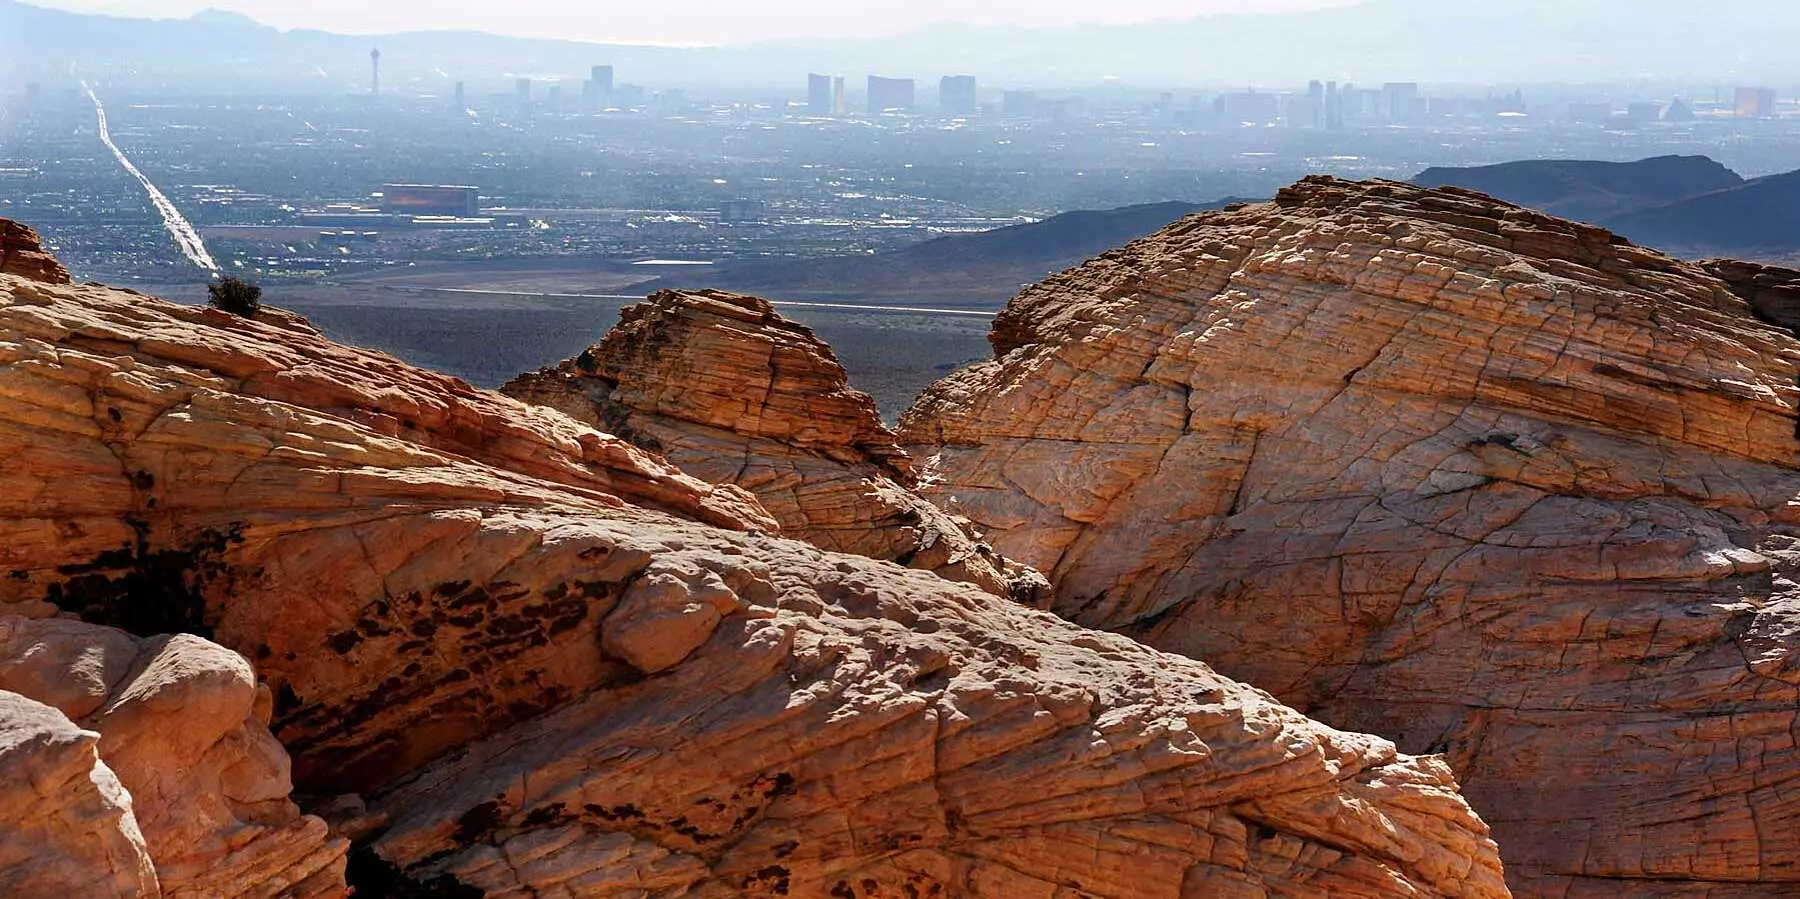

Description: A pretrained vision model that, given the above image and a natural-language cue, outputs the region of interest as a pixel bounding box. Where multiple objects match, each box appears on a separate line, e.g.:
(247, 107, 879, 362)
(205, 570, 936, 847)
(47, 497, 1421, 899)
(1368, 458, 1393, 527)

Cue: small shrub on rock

(207, 275, 262, 317)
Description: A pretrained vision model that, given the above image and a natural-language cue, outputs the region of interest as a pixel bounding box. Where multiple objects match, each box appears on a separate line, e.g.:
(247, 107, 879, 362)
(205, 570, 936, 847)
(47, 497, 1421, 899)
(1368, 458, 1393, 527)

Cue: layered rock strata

(0, 615, 346, 897)
(0, 267, 1508, 897)
(504, 289, 1046, 601)
(901, 176, 1800, 895)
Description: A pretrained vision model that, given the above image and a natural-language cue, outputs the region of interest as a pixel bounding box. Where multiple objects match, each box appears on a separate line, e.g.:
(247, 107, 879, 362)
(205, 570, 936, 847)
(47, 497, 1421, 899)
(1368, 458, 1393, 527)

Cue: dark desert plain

(127, 272, 998, 418)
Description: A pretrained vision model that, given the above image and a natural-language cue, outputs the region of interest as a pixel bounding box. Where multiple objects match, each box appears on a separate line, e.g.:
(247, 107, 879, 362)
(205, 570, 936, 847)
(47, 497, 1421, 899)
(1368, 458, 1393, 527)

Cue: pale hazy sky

(31, 0, 1358, 44)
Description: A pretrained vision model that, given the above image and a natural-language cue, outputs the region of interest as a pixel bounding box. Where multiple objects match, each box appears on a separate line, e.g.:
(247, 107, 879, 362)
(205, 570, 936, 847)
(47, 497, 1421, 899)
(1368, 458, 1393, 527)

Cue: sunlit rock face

(504, 288, 1048, 603)
(0, 264, 1508, 897)
(902, 176, 1800, 896)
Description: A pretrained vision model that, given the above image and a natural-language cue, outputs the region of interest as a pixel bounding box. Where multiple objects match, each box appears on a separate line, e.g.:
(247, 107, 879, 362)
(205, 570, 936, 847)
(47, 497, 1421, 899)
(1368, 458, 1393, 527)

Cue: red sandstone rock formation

(1, 219, 72, 285)
(0, 260, 1507, 897)
(504, 289, 1047, 601)
(901, 175, 1800, 896)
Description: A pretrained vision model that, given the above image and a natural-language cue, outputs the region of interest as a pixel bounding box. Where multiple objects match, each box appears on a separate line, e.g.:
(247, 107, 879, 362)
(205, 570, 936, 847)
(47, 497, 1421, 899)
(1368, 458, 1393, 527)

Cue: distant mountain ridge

(1415, 155, 1800, 260)
(1415, 156, 1744, 223)
(5, 0, 1800, 90)
(647, 200, 1239, 305)
(1606, 170, 1800, 256)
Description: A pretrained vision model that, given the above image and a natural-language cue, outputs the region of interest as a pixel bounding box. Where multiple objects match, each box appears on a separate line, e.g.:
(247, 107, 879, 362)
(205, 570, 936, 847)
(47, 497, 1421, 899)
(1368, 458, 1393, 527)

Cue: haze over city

(25, 0, 1358, 43)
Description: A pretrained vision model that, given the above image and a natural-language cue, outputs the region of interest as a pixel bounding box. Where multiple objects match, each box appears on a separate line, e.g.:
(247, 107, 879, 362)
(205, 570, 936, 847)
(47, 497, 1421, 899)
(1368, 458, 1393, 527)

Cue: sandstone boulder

(902, 175, 1800, 895)
(1705, 256, 1800, 334)
(0, 690, 158, 897)
(504, 289, 1046, 601)
(0, 616, 347, 897)
(0, 270, 1508, 897)
(0, 219, 71, 285)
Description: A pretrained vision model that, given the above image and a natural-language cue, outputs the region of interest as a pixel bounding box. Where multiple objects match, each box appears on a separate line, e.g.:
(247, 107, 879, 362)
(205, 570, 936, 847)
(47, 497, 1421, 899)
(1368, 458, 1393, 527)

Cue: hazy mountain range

(658, 157, 1800, 305)
(1417, 155, 1800, 257)
(1415, 156, 1746, 223)
(3, 0, 1798, 92)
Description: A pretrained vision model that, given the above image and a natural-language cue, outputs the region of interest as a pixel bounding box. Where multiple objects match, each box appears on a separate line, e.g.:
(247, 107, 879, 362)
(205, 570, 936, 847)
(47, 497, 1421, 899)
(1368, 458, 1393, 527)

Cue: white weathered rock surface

(902, 176, 1800, 896)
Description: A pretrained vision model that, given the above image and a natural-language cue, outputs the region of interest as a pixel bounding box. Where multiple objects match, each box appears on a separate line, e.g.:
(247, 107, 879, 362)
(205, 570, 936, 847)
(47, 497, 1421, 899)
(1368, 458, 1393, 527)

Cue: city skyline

(10, 0, 1800, 89)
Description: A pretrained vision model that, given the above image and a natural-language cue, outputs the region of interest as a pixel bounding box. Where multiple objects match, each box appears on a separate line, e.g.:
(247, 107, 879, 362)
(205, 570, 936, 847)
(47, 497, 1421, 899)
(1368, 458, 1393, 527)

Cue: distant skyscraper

(807, 73, 834, 115)
(582, 66, 614, 112)
(370, 48, 381, 96)
(832, 76, 847, 115)
(867, 76, 916, 114)
(1325, 81, 1344, 129)
(939, 75, 978, 117)
(1736, 87, 1777, 118)
(452, 81, 465, 113)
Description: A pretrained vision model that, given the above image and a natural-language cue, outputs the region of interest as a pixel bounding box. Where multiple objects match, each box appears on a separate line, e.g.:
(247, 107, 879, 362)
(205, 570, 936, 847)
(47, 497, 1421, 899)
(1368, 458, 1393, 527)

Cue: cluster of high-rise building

(1207, 81, 1529, 128)
(400, 49, 1788, 129)
(1559, 89, 1780, 126)
(806, 73, 847, 116)
(439, 62, 630, 118)
(506, 66, 620, 116)
(805, 73, 985, 116)
(791, 74, 1538, 127)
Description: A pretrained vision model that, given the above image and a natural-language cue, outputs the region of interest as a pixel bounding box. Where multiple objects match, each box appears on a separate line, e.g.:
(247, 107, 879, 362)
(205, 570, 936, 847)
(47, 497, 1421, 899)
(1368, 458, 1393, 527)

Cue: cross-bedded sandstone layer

(503, 289, 1047, 602)
(901, 176, 1800, 896)
(0, 258, 1508, 896)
